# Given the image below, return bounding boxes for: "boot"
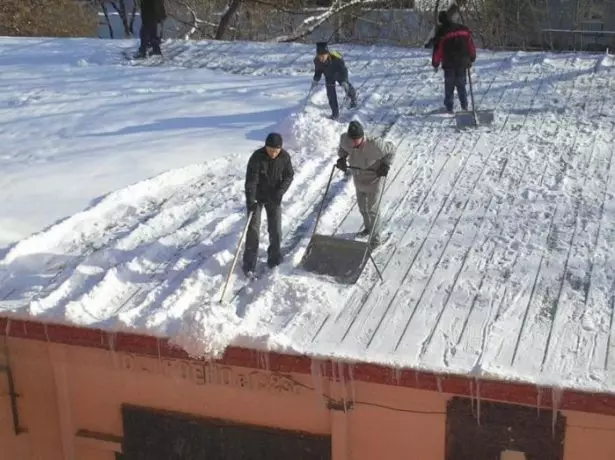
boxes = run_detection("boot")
[151,44,162,56]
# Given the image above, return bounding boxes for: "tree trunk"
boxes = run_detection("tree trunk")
[215,0,242,40]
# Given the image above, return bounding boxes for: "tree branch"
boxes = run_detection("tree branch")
[270,0,379,43]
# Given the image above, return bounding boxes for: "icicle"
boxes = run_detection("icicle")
[435,374,442,393]
[347,363,356,403]
[475,378,481,426]
[310,359,327,407]
[263,351,270,373]
[337,361,348,413]
[4,318,11,337]
[551,387,563,437]
[156,338,162,371]
[536,385,543,417]
[107,332,118,370]
[43,322,49,342]
[468,380,476,418]
[392,366,401,385]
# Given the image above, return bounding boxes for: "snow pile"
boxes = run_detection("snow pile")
[168,90,349,357]
[598,53,615,69]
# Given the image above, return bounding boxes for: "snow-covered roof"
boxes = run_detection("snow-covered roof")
[1,37,615,395]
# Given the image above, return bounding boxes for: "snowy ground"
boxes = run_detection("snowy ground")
[1,37,615,394]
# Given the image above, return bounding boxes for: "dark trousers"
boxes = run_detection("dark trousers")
[326,77,357,117]
[242,203,282,271]
[444,67,468,111]
[139,20,161,54]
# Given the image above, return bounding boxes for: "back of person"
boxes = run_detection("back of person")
[433,19,474,69]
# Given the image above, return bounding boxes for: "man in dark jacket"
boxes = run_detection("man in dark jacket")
[243,133,294,275]
[311,42,358,120]
[137,0,167,58]
[432,11,476,113]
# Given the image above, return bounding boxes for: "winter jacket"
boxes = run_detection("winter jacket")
[140,0,166,24]
[313,51,349,84]
[245,147,294,206]
[338,133,396,193]
[432,21,476,70]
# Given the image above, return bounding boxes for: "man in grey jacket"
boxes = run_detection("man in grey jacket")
[336,120,396,247]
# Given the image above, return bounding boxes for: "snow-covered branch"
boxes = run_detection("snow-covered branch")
[270,0,380,43]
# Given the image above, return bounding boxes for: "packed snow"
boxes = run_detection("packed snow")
[1,37,615,395]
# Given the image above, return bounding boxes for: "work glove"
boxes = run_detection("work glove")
[335,157,348,173]
[247,202,258,214]
[376,162,390,177]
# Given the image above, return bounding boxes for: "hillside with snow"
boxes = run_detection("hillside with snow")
[1,37,615,394]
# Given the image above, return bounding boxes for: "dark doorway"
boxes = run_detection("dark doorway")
[446,396,565,460]
[121,404,331,460]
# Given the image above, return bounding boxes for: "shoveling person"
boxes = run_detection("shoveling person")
[335,120,396,248]
[311,42,358,120]
[431,10,476,114]
[242,133,294,276]
[136,0,167,58]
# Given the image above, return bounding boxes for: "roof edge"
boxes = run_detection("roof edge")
[1,316,614,417]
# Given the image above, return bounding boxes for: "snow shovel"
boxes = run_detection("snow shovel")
[455,67,495,129]
[300,164,385,285]
[300,84,316,112]
[219,210,253,303]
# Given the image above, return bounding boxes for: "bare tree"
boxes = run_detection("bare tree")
[103,0,139,37]
[462,0,548,49]
[0,0,98,37]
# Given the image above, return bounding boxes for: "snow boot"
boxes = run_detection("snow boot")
[135,48,147,59]
[151,44,162,56]
[356,228,369,237]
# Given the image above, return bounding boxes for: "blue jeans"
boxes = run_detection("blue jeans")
[444,68,468,111]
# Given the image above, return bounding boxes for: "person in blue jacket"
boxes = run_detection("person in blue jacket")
[311,42,358,120]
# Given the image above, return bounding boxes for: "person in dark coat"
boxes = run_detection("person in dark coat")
[243,133,294,275]
[432,11,476,113]
[311,42,358,120]
[137,0,167,58]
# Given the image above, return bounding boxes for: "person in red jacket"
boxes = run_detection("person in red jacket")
[432,11,476,113]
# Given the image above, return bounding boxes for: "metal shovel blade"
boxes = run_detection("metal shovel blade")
[300,234,371,284]
[455,109,495,129]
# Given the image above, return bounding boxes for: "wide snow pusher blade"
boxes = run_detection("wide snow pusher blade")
[301,234,372,284]
[299,165,384,285]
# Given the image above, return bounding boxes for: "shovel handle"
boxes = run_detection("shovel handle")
[219,210,254,303]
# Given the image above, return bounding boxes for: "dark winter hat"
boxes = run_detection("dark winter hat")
[438,11,449,24]
[347,121,364,140]
[316,41,329,55]
[265,132,283,148]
